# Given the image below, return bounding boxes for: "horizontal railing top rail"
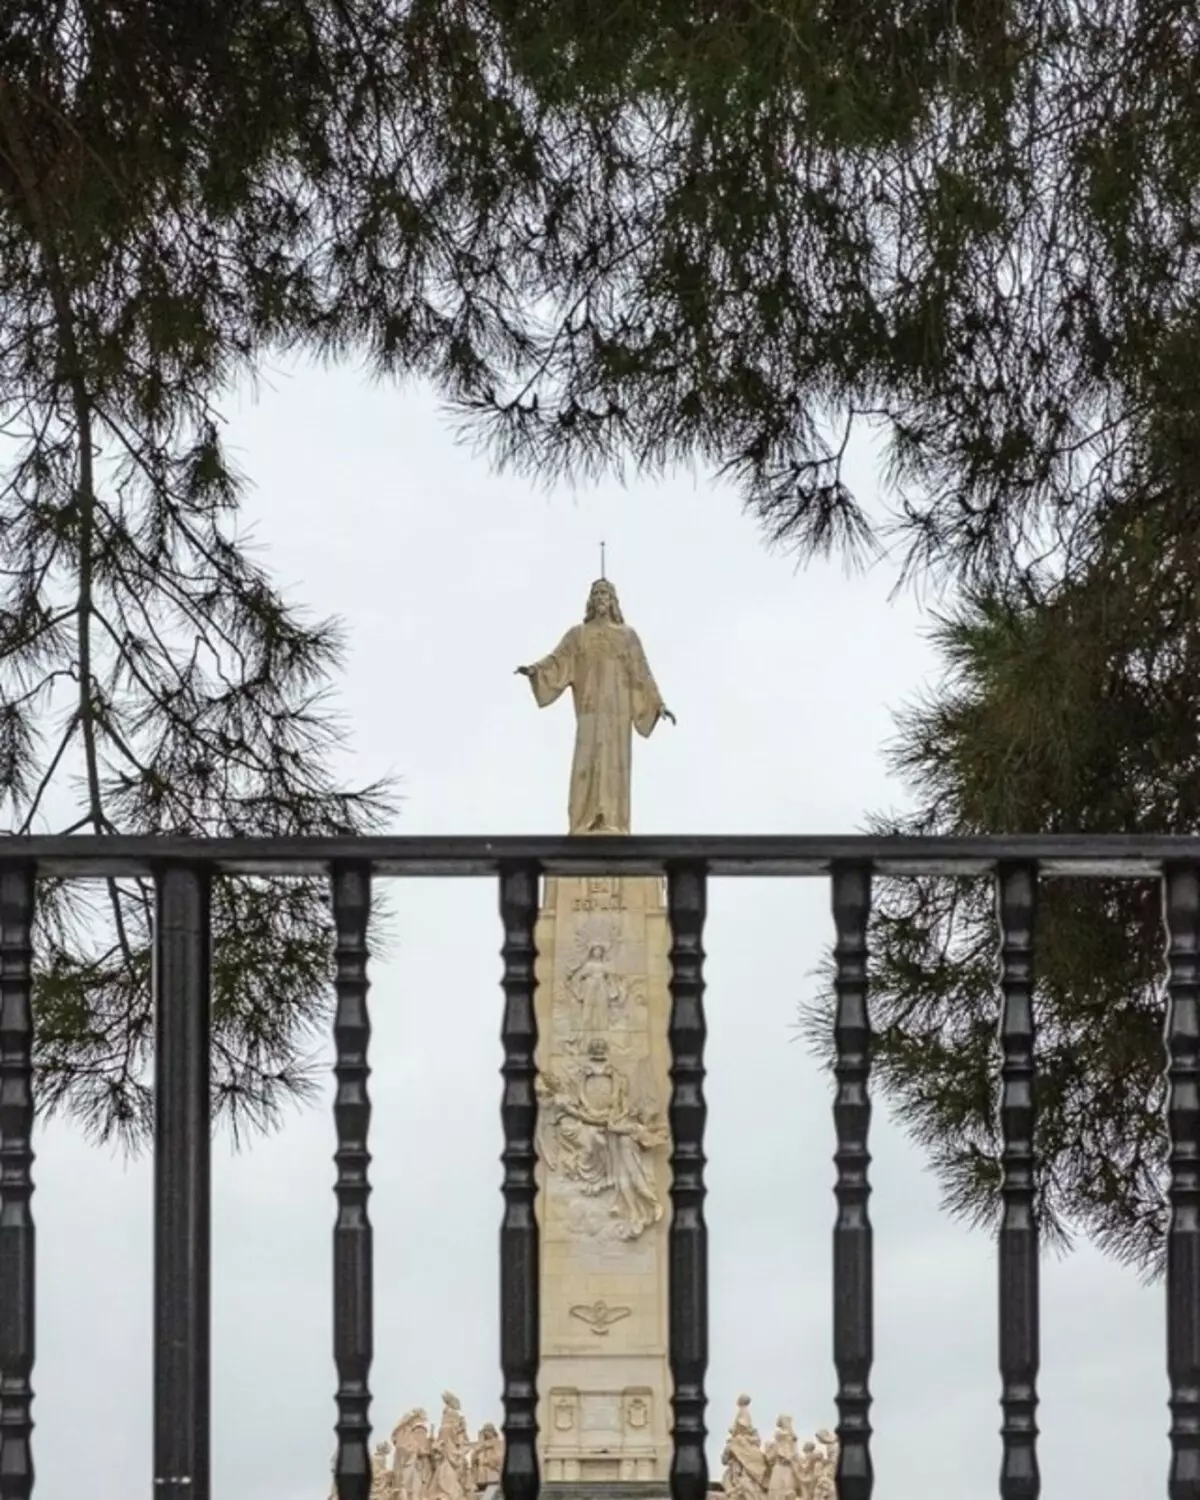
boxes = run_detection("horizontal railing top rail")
[4,830,1200,874]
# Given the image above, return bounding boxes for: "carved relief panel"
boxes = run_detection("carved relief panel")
[535,875,672,1482]
[536,882,669,1244]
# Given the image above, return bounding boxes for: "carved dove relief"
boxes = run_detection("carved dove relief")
[568,1299,632,1335]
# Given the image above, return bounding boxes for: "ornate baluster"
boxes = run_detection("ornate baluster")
[667,862,709,1500]
[1165,863,1200,1499]
[831,863,873,1500]
[154,866,213,1499]
[499,862,540,1500]
[332,864,374,1500]
[0,863,36,1500]
[996,863,1040,1499]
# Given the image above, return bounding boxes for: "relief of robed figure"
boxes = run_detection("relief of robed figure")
[536,1038,667,1240]
[722,1394,768,1500]
[565,938,627,1033]
[719,1399,838,1500]
[431,1392,472,1500]
[516,577,674,836]
[392,1409,434,1500]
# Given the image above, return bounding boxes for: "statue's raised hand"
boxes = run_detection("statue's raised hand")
[661,707,677,726]
[515,665,534,677]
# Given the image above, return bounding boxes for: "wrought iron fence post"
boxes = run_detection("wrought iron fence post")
[332,863,375,1500]
[667,862,709,1500]
[0,863,36,1500]
[153,865,213,1500]
[831,863,873,1500]
[996,863,1040,1500]
[1165,862,1200,1500]
[499,862,541,1500]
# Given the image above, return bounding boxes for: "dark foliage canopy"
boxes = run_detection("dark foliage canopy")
[9,1,1199,560]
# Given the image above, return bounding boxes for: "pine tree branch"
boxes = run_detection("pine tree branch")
[0,75,139,965]
[6,710,73,834]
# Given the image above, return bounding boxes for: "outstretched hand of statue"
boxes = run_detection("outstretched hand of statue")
[515,665,534,677]
[660,707,676,726]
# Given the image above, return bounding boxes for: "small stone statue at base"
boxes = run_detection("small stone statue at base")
[471,1423,504,1488]
[339,1398,504,1500]
[765,1415,802,1500]
[722,1394,768,1500]
[719,1397,837,1500]
[393,1409,434,1500]
[430,1392,472,1500]
[371,1441,397,1497]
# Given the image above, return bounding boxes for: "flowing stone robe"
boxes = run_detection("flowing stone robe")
[536,1047,667,1240]
[722,1399,768,1500]
[432,1399,471,1500]
[525,618,666,835]
[393,1414,434,1500]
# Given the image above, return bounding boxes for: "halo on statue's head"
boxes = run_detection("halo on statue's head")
[584,577,624,624]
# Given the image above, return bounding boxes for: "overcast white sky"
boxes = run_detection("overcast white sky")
[29,363,1158,1498]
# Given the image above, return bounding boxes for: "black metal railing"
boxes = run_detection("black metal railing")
[2,834,1200,1500]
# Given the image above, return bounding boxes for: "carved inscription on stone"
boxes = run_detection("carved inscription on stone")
[573,877,628,913]
[581,1393,623,1435]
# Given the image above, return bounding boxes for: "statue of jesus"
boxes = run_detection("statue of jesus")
[516,578,675,835]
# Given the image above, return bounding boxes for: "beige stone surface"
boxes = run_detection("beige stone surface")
[471,1424,504,1488]
[720,1398,839,1500]
[343,1400,504,1500]
[515,578,675,836]
[356,584,833,1496]
[534,870,673,1481]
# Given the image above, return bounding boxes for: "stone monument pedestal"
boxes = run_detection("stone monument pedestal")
[534,872,673,1485]
[362,579,838,1500]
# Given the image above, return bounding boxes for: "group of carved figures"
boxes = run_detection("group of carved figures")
[330,1394,504,1500]
[537,1034,668,1242]
[721,1396,838,1500]
[332,1391,831,1500]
